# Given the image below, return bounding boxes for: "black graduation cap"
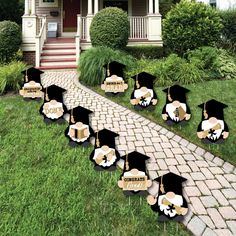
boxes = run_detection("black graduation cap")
[68,106,93,124]
[131,72,156,89]
[154,172,187,196]
[198,99,228,120]
[163,85,190,103]
[95,129,119,148]
[103,61,126,78]
[42,85,66,103]
[121,151,150,173]
[21,67,44,84]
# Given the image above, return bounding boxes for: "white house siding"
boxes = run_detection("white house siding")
[132,0,147,16]
[196,0,236,10]
[36,0,62,35]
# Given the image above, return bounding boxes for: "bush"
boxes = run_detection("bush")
[163,0,223,55]
[0,21,22,63]
[126,54,203,86]
[78,47,136,86]
[219,9,236,52]
[187,46,236,80]
[90,7,129,50]
[0,61,27,94]
[125,46,164,59]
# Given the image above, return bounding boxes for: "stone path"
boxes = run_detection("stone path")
[41,70,236,236]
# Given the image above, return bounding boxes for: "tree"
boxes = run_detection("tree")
[163,0,223,55]
[0,0,24,24]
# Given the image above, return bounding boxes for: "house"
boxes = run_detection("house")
[22,0,162,70]
[196,0,236,10]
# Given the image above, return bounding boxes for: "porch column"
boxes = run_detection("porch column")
[24,0,30,15]
[94,0,99,14]
[88,0,93,15]
[31,0,36,15]
[154,0,159,14]
[149,0,153,14]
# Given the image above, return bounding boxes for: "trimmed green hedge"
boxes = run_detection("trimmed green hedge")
[163,0,223,55]
[90,7,129,50]
[78,47,136,86]
[0,21,22,63]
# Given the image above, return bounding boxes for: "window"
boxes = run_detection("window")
[103,0,128,12]
[209,0,216,8]
[39,0,58,7]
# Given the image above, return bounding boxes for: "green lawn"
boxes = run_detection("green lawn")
[0,96,190,235]
[93,78,236,165]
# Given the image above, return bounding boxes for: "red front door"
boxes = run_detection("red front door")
[63,0,80,32]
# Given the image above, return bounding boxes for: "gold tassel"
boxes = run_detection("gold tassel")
[96,131,100,147]
[160,175,165,194]
[45,87,49,101]
[25,69,28,82]
[71,109,75,123]
[203,102,208,119]
[125,153,129,170]
[168,87,173,102]
[107,63,110,77]
[136,75,140,88]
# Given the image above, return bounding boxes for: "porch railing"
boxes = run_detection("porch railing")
[80,16,147,41]
[35,16,47,67]
[129,16,148,39]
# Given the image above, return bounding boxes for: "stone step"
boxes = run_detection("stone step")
[42,48,76,54]
[40,60,76,67]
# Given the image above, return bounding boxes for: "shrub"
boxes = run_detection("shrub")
[0,21,22,63]
[163,0,223,55]
[186,46,219,79]
[0,61,27,94]
[90,7,129,50]
[126,54,203,86]
[125,46,164,59]
[78,47,136,86]
[219,9,236,52]
[187,46,236,80]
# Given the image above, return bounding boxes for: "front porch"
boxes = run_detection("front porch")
[22,0,162,69]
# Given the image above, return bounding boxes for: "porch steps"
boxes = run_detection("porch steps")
[39,38,77,70]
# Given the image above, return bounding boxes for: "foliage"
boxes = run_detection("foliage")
[219,9,236,52]
[160,0,181,18]
[78,47,136,86]
[126,54,203,86]
[0,61,27,94]
[163,0,223,55]
[125,46,164,59]
[0,21,22,63]
[90,7,129,50]
[187,46,236,80]
[0,0,24,24]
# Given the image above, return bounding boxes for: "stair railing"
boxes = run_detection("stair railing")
[35,15,47,67]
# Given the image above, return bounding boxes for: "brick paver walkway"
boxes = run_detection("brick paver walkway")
[41,70,236,236]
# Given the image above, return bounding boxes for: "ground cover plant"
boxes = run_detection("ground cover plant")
[0,96,190,235]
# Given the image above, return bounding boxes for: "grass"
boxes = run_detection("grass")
[92,78,236,165]
[0,95,190,235]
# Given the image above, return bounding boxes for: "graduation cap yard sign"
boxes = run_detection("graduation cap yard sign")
[20,67,44,100]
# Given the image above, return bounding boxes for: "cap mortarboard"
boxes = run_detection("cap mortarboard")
[198,99,228,120]
[95,129,119,148]
[42,85,66,102]
[131,72,156,89]
[121,151,150,172]
[68,106,93,124]
[21,67,44,83]
[163,85,190,103]
[154,172,187,195]
[103,61,126,77]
